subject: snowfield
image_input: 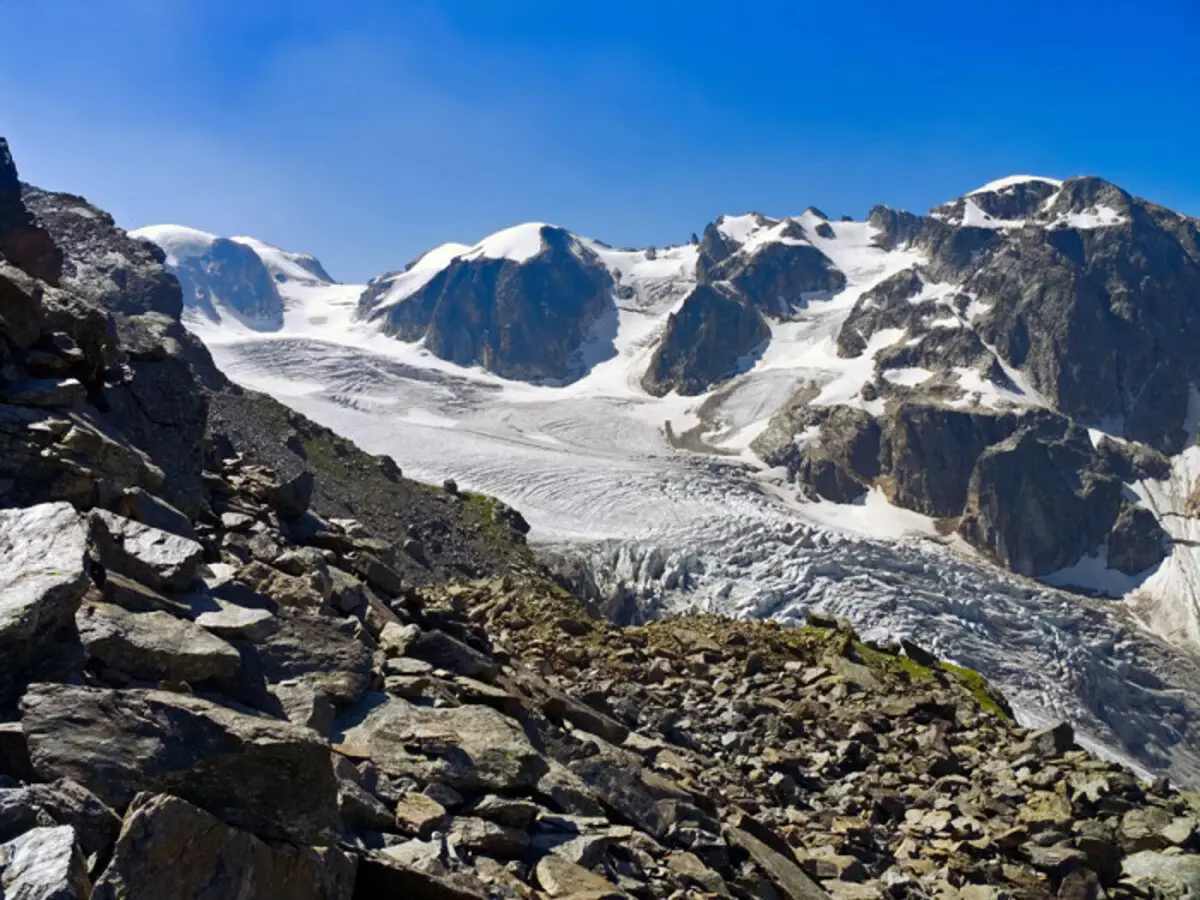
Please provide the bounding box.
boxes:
[145,206,1200,785]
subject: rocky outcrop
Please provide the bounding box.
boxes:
[865,178,1200,453]
[758,394,1168,576]
[642,285,769,396]
[709,240,846,319]
[361,226,616,384]
[958,422,1126,575]
[92,794,355,900]
[0,138,62,284]
[167,237,285,327]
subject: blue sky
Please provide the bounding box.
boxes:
[1,0,1197,281]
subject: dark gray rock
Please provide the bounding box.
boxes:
[92,793,355,900]
[20,683,341,844]
[362,226,616,384]
[22,185,182,319]
[254,611,373,704]
[642,285,769,396]
[0,138,62,284]
[76,600,243,684]
[958,423,1125,575]
[1107,504,1169,575]
[112,488,197,541]
[710,240,846,319]
[333,693,550,793]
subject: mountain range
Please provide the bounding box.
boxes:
[2,132,1200,896]
[133,174,1200,602]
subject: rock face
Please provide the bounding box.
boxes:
[167,236,285,327]
[642,285,769,396]
[360,226,616,384]
[92,794,355,900]
[0,138,62,284]
[0,504,91,701]
[959,424,1126,575]
[20,683,341,844]
[709,240,846,318]
[757,398,1169,577]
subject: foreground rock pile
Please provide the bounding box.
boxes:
[0,137,1198,898]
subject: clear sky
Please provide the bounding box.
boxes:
[2,0,1197,282]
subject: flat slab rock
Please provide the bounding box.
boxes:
[76,600,242,684]
[89,509,204,592]
[92,793,355,900]
[19,682,340,845]
[333,693,548,792]
[0,503,91,697]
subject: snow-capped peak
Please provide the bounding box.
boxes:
[966,175,1064,196]
[459,222,559,264]
[371,241,473,310]
[129,224,217,266]
[230,235,336,285]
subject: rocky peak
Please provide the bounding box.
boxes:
[0,138,63,285]
[361,223,617,384]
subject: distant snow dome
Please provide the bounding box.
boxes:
[966,175,1064,196]
[129,224,217,266]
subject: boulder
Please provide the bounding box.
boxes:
[20,683,340,844]
[1122,850,1200,896]
[353,852,489,900]
[26,779,122,861]
[0,503,90,701]
[89,510,204,591]
[394,792,447,838]
[254,611,373,704]
[1106,504,1169,575]
[75,600,243,684]
[535,854,621,898]
[406,629,498,681]
[0,825,91,900]
[267,470,314,521]
[92,793,355,900]
[723,816,831,900]
[112,487,197,541]
[334,693,547,792]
